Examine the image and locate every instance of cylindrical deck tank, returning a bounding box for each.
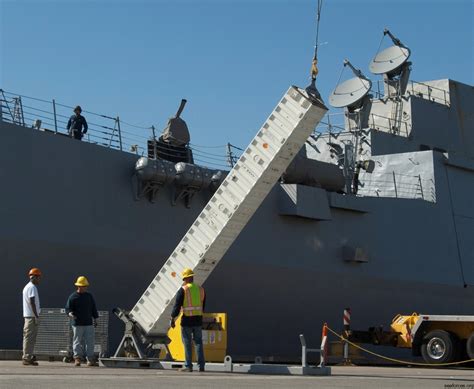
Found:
[282,154,345,192]
[175,162,224,191]
[135,157,176,184]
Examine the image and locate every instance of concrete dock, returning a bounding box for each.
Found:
[1,361,474,389]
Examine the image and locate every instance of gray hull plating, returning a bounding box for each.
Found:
[1,79,474,360]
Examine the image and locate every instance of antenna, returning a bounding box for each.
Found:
[329,60,372,109]
[369,29,410,75]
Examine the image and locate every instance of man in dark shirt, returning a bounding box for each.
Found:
[65,276,99,367]
[67,106,88,140]
[170,268,206,372]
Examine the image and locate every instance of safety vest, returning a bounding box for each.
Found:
[182,283,205,317]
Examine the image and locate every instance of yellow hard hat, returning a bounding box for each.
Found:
[181,268,194,279]
[74,276,89,287]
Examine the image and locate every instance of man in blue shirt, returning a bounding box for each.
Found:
[67,106,88,140]
[65,276,99,367]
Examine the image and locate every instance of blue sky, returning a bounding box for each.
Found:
[0,0,472,163]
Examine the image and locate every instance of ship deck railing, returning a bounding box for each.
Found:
[357,171,436,203]
[0,90,437,203]
[0,89,236,171]
[313,79,450,137]
[314,111,411,138]
[373,79,451,106]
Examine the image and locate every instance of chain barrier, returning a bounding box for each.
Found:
[325,325,474,367]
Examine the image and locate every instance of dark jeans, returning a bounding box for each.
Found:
[70,130,83,140]
[181,325,205,369]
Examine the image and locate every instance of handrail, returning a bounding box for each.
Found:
[314,111,410,138]
[372,79,450,106]
[357,171,436,203]
[0,89,237,170]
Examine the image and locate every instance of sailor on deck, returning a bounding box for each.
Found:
[67,106,88,140]
[170,268,206,372]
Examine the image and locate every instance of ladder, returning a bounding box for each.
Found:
[389,81,404,134]
[128,86,328,337]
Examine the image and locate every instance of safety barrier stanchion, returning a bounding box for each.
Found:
[318,323,328,367]
[341,308,354,366]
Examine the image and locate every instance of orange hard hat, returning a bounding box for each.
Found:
[28,268,42,277]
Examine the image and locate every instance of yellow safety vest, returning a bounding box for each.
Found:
[182,283,205,317]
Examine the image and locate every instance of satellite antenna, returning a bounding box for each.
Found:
[369,29,411,101]
[329,60,372,109]
[369,29,410,76]
[328,60,373,196]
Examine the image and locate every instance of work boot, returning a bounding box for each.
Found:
[179,367,193,372]
[22,359,38,366]
[74,358,81,367]
[87,360,99,367]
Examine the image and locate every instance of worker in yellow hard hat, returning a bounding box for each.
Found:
[170,268,206,372]
[65,276,99,367]
[22,268,42,366]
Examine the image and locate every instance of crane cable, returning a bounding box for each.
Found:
[310,0,323,82]
[305,0,324,100]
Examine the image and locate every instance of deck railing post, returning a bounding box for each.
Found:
[418,174,424,200]
[226,143,235,168]
[17,97,25,126]
[116,116,123,151]
[393,171,398,198]
[151,125,157,159]
[52,99,58,134]
[0,89,3,123]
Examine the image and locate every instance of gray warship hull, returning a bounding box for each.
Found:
[1,76,474,360]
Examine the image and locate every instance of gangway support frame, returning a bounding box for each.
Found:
[100,355,331,375]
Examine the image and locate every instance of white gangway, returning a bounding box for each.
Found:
[112,86,327,358]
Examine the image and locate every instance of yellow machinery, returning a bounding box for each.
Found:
[160,313,227,362]
[349,312,474,364]
[390,312,419,348]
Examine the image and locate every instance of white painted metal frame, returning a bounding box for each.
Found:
[129,86,328,336]
[411,315,474,338]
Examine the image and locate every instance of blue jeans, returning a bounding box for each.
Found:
[72,325,95,361]
[181,325,205,369]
